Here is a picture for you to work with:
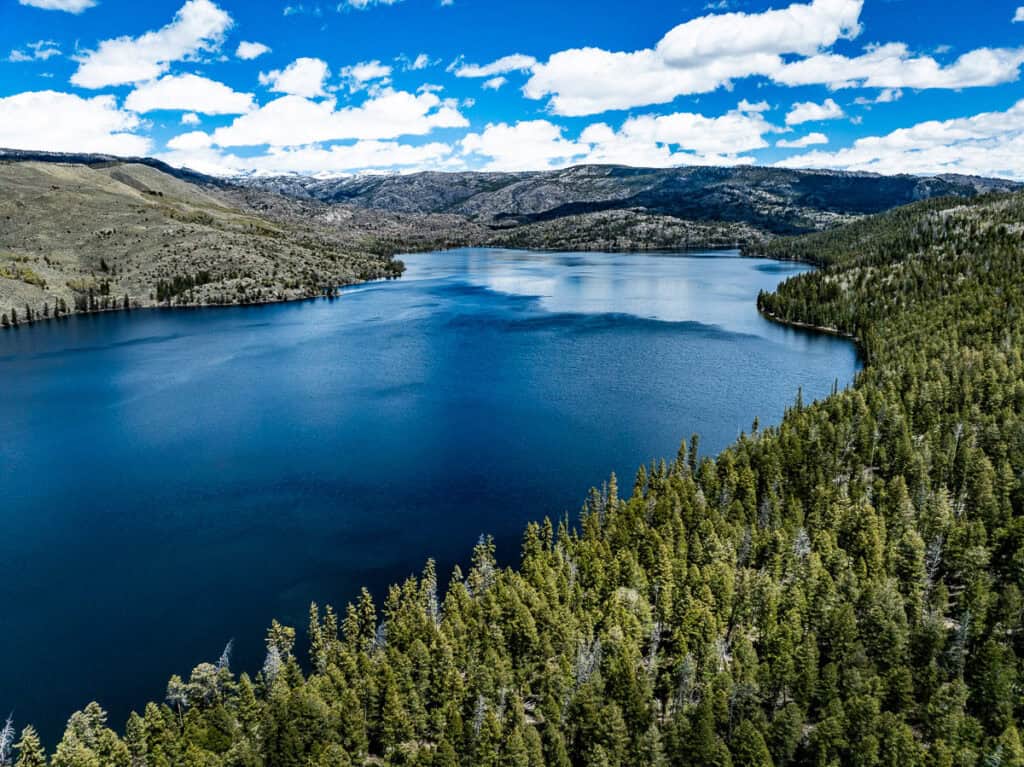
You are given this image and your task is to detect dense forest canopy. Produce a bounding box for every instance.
[3,190,1024,767]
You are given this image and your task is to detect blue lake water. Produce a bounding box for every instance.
[0,248,859,741]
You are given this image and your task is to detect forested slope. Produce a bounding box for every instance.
[5,193,1024,767]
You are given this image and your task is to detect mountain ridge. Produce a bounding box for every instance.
[237,163,1021,233]
[3,148,1021,327]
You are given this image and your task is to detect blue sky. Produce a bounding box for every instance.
[2,0,1024,177]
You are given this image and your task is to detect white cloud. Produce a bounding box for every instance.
[655,0,862,66]
[181,112,201,125]
[17,0,95,13]
[579,105,775,167]
[339,0,402,8]
[252,141,453,172]
[71,0,232,89]
[399,53,432,71]
[236,41,271,60]
[166,130,214,151]
[454,53,538,78]
[581,124,759,168]
[786,97,844,125]
[607,107,773,155]
[775,98,1024,178]
[212,88,468,147]
[125,74,255,115]
[854,88,902,105]
[774,43,1024,90]
[522,0,1024,117]
[461,120,588,171]
[159,139,455,176]
[524,0,863,116]
[0,90,151,155]
[482,77,507,90]
[776,132,828,148]
[1014,7,1024,22]
[8,40,61,63]
[339,60,393,91]
[259,57,330,98]
[460,105,775,171]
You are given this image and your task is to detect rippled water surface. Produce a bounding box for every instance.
[0,248,859,740]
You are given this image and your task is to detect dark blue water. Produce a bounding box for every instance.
[0,248,859,742]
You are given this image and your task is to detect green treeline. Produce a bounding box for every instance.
[156,272,215,304]
[5,192,1024,767]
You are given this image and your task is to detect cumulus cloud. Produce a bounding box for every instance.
[523,0,1024,116]
[603,107,772,155]
[212,88,468,147]
[454,53,538,78]
[854,88,902,105]
[339,60,393,92]
[251,141,452,172]
[17,0,95,13]
[524,0,863,115]
[8,40,61,63]
[737,99,771,113]
[786,98,844,125]
[159,140,454,176]
[776,132,828,148]
[71,0,232,88]
[236,41,271,60]
[166,130,214,151]
[579,104,776,167]
[655,0,862,66]
[125,74,255,115]
[259,57,330,98]
[774,43,1024,90]
[461,104,776,171]
[1015,7,1024,22]
[461,120,587,171]
[482,77,507,90]
[0,90,151,155]
[181,112,202,125]
[775,98,1024,178]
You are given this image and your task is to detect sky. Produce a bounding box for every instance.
[1,0,1024,177]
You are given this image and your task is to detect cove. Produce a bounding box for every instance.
[0,248,860,741]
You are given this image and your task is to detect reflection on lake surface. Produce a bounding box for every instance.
[0,248,859,741]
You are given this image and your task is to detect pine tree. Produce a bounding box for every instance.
[732,720,773,767]
[13,726,46,767]
[124,713,147,767]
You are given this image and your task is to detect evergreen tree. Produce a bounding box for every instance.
[13,726,46,767]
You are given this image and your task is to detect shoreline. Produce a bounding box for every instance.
[0,244,828,335]
[0,275,404,332]
[757,305,867,366]
[757,308,858,341]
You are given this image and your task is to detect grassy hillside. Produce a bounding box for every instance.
[0,161,403,327]
[4,190,1022,766]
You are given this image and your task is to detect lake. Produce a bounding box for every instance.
[0,248,859,741]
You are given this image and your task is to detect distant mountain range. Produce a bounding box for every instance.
[239,164,1021,235]
[2,147,1021,326]
[3,148,1019,236]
